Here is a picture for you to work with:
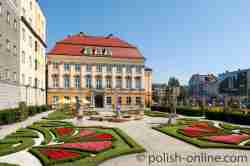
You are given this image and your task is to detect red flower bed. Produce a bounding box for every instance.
[59,141,112,152]
[78,129,96,137]
[93,133,113,140]
[179,122,219,137]
[55,127,74,136]
[203,134,249,144]
[40,149,80,160]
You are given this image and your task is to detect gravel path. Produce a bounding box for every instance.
[70,117,250,166]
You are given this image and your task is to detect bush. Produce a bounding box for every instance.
[0,105,49,125]
[151,106,204,117]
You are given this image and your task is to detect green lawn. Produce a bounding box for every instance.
[144,111,168,117]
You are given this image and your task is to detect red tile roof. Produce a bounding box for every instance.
[48,33,144,59]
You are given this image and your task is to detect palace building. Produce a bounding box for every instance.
[47,32,152,110]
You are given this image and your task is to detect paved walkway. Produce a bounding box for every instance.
[70,117,250,166]
[0,110,53,139]
[1,114,250,166]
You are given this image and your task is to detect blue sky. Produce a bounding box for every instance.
[39,0,250,85]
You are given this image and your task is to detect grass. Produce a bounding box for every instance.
[153,123,250,150]
[44,111,74,120]
[28,125,53,145]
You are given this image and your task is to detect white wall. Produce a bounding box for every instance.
[0,81,20,109]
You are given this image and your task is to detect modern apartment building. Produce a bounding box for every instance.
[0,0,46,109]
[47,33,152,110]
[218,69,250,102]
[189,74,217,101]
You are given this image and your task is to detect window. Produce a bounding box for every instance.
[136,66,142,74]
[64,96,70,104]
[34,78,38,88]
[75,76,81,89]
[117,96,122,105]
[28,77,32,86]
[116,65,122,73]
[35,59,38,70]
[136,97,142,105]
[29,1,33,10]
[126,78,132,89]
[22,51,25,64]
[6,40,11,51]
[52,62,59,69]
[75,64,80,72]
[64,75,70,88]
[22,8,26,17]
[13,45,17,56]
[29,36,32,48]
[52,75,59,88]
[22,74,25,85]
[0,3,2,15]
[7,11,10,24]
[14,19,17,30]
[13,72,17,82]
[96,64,102,72]
[86,64,92,72]
[106,65,112,73]
[135,78,142,89]
[95,47,102,55]
[84,47,92,55]
[116,78,122,89]
[29,56,32,67]
[106,48,112,56]
[64,63,70,71]
[22,28,26,41]
[106,78,112,88]
[96,79,102,89]
[86,76,92,88]
[126,66,132,73]
[5,69,9,80]
[106,97,112,105]
[52,96,59,105]
[126,96,132,105]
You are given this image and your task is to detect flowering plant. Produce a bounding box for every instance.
[203,134,249,144]
[40,149,80,160]
[55,127,74,136]
[59,141,112,152]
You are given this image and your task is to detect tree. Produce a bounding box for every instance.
[168,77,180,87]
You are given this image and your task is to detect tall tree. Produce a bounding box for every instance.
[168,77,180,87]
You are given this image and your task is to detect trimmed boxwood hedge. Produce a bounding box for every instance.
[152,106,250,125]
[0,105,50,125]
[151,106,204,117]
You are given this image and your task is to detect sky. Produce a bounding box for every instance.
[39,0,250,85]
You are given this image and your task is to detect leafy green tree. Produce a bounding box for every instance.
[168,77,180,87]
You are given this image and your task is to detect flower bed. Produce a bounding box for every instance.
[202,134,249,144]
[40,149,81,160]
[59,141,112,152]
[78,129,96,137]
[179,122,219,137]
[93,133,113,140]
[55,127,74,136]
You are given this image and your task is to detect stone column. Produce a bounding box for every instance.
[132,67,136,89]
[81,65,85,88]
[141,68,145,89]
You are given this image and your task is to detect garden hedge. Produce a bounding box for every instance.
[151,106,250,125]
[0,105,49,125]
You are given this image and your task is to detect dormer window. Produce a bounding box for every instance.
[84,47,92,55]
[106,48,112,56]
[95,47,102,55]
